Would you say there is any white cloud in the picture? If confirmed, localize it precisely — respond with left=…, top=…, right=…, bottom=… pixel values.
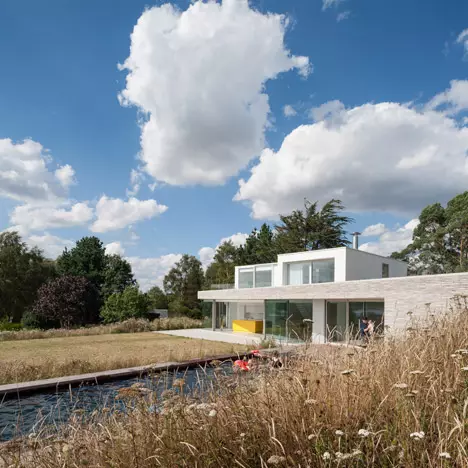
left=105, top=241, right=125, bottom=256
left=55, top=165, right=75, bottom=189
left=456, top=28, right=468, bottom=58
left=126, top=169, right=145, bottom=197
left=235, top=83, right=468, bottom=219
left=90, top=196, right=168, bottom=233
left=283, top=105, right=297, bottom=117
left=0, top=138, right=74, bottom=203
left=309, top=99, right=345, bottom=122
left=426, top=80, right=468, bottom=115
left=322, top=0, right=346, bottom=10
left=127, top=254, right=182, bottom=291
left=337, top=11, right=351, bottom=22
left=361, top=223, right=387, bottom=237
left=119, top=0, right=309, bottom=186
left=360, top=219, right=419, bottom=257
left=198, top=232, right=248, bottom=268
left=27, top=233, right=74, bottom=259
left=10, top=202, right=93, bottom=234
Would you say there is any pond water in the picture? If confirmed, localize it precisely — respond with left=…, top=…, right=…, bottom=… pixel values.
left=0, top=364, right=234, bottom=442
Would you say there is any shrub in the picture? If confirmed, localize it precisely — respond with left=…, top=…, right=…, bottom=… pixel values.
left=0, top=321, right=22, bottom=332
left=32, top=276, right=99, bottom=329
left=21, top=310, right=59, bottom=330
left=100, top=286, right=150, bottom=323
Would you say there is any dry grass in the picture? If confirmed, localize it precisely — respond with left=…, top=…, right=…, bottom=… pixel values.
left=0, top=317, right=202, bottom=342
left=2, top=306, right=468, bottom=467
left=0, top=333, right=245, bottom=384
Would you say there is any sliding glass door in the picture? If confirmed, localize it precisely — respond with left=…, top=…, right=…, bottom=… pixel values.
left=326, top=301, right=347, bottom=342
left=265, top=300, right=313, bottom=341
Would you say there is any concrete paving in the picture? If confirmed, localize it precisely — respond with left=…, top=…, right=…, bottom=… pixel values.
left=156, top=328, right=264, bottom=345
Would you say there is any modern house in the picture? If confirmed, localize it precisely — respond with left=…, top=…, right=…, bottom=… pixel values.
left=198, top=234, right=468, bottom=343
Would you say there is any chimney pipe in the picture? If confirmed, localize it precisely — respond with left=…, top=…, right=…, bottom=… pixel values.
left=352, top=232, right=361, bottom=249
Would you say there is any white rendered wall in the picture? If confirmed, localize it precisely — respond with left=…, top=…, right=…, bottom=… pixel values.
left=345, top=248, right=407, bottom=281
left=312, top=299, right=326, bottom=343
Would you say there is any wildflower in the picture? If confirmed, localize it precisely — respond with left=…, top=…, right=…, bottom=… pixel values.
left=409, top=370, right=424, bottom=375
left=304, top=399, right=317, bottom=405
left=341, top=369, right=355, bottom=375
left=208, top=409, right=217, bottom=417
left=439, top=452, right=451, bottom=460
left=335, top=430, right=344, bottom=437
left=450, top=354, right=459, bottom=358
left=393, top=383, right=409, bottom=389
left=335, top=452, right=343, bottom=459
left=322, top=452, right=331, bottom=460
left=352, top=449, right=363, bottom=456
left=240, top=433, right=246, bottom=438
left=411, top=389, right=419, bottom=395
left=461, top=367, right=468, bottom=372
left=308, top=434, right=316, bottom=440
left=267, top=455, right=286, bottom=465
left=358, top=429, right=371, bottom=438
left=409, top=431, right=425, bottom=440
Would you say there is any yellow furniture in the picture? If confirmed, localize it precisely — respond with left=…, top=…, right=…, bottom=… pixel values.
left=232, top=320, right=263, bottom=334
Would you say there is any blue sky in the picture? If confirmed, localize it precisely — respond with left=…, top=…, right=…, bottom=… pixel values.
left=0, top=0, right=467, bottom=289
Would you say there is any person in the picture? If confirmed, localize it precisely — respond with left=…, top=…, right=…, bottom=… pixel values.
left=364, top=319, right=375, bottom=340
left=360, top=316, right=369, bottom=341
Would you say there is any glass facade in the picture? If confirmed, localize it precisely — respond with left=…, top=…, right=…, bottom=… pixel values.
left=238, top=268, right=254, bottom=288
left=201, top=301, right=213, bottom=328
left=327, top=301, right=385, bottom=342
left=287, top=259, right=334, bottom=285
left=265, top=300, right=313, bottom=341
left=255, top=266, right=273, bottom=287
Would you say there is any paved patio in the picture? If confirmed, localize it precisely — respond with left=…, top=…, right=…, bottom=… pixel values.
left=156, top=329, right=264, bottom=345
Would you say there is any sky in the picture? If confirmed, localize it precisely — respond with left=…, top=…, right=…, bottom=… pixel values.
left=0, top=0, right=467, bottom=290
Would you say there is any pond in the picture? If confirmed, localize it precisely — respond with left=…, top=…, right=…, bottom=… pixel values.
left=0, top=363, right=234, bottom=442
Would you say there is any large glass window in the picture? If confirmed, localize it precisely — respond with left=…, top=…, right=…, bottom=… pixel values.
left=238, top=268, right=254, bottom=288
left=255, top=266, right=272, bottom=287
left=312, top=259, right=334, bottom=283
left=201, top=301, right=213, bottom=328
left=265, top=300, right=289, bottom=336
left=265, top=300, right=313, bottom=341
left=287, top=262, right=310, bottom=285
left=326, top=301, right=347, bottom=342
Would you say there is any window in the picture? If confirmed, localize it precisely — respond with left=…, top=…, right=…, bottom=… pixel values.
left=255, top=266, right=272, bottom=287
left=287, top=262, right=310, bottom=285
left=382, top=263, right=389, bottom=278
left=312, top=259, right=334, bottom=283
left=238, top=268, right=254, bottom=288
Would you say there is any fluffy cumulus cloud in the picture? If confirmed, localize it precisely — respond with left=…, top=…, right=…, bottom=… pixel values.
left=27, top=233, right=74, bottom=259
left=10, top=202, right=93, bottom=234
left=426, top=79, right=468, bottom=115
left=235, top=81, right=468, bottom=219
left=119, top=0, right=309, bottom=186
left=198, top=232, right=248, bottom=268
left=105, top=241, right=125, bottom=256
left=91, top=196, right=168, bottom=233
left=361, top=223, right=387, bottom=237
left=0, top=138, right=75, bottom=203
left=127, top=254, right=182, bottom=291
left=457, top=29, right=468, bottom=58
left=360, top=219, right=419, bottom=257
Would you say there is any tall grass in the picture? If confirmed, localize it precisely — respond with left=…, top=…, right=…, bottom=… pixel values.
left=0, top=317, right=202, bottom=342
left=3, top=307, right=468, bottom=466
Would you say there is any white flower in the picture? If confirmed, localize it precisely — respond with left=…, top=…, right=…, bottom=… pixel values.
left=322, top=451, right=331, bottom=460
left=439, top=452, right=451, bottom=459
left=208, top=409, right=217, bottom=417
left=335, top=430, right=344, bottom=437
left=409, top=431, right=425, bottom=440
left=393, top=383, right=409, bottom=389
left=335, top=452, right=343, bottom=459
left=461, top=367, right=468, bottom=372
left=307, top=434, right=315, bottom=440
left=358, top=429, right=371, bottom=438
left=240, top=433, right=246, bottom=438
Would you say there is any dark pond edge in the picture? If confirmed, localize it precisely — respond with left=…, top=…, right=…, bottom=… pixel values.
left=0, top=351, right=258, bottom=400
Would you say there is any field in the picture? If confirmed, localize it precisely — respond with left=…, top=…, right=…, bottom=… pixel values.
left=2, top=307, right=468, bottom=467
left=0, top=332, right=245, bottom=384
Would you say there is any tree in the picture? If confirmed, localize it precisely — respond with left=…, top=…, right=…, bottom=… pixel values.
left=100, top=286, right=150, bottom=323
left=101, top=255, right=136, bottom=299
left=392, top=192, right=468, bottom=274
left=163, top=255, right=204, bottom=310
left=0, top=231, right=55, bottom=322
left=32, top=276, right=99, bottom=328
left=146, top=286, right=169, bottom=310
left=57, top=237, right=107, bottom=289
left=275, top=199, right=353, bottom=253
left=205, top=241, right=239, bottom=288
left=237, top=224, right=277, bottom=265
